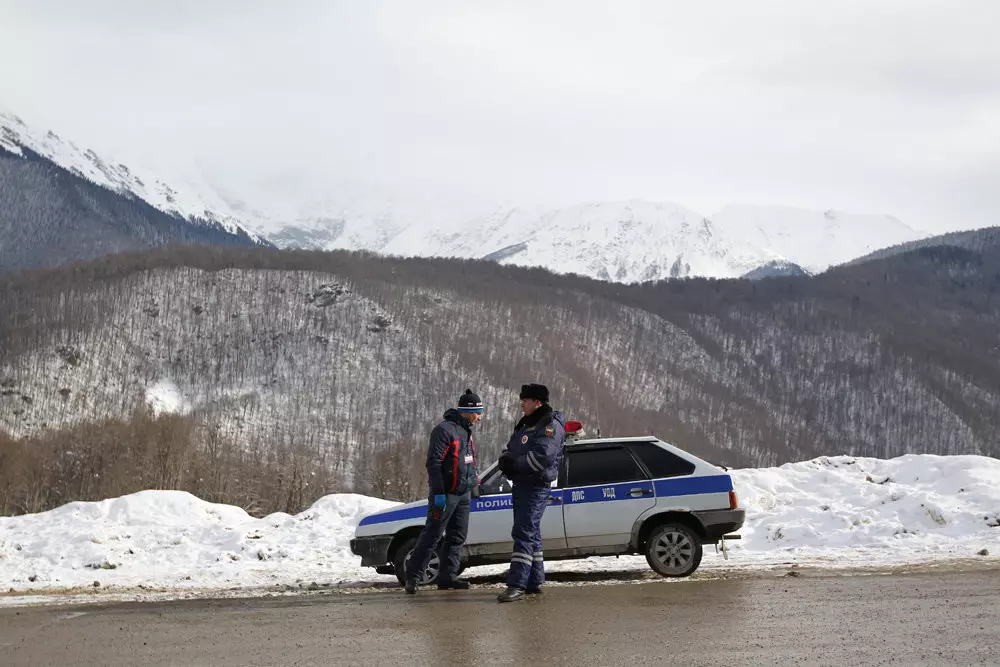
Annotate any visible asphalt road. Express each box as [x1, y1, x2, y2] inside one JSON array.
[[2, 569, 998, 667]]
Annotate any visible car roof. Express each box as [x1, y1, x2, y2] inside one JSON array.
[[567, 436, 659, 447]]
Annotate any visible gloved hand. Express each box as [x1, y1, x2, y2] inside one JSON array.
[[432, 494, 447, 510], [498, 454, 514, 476]]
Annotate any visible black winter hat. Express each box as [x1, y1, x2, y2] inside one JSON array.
[[519, 383, 550, 403], [458, 388, 484, 413]]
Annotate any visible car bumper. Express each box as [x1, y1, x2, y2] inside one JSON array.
[[349, 535, 394, 567], [693, 508, 746, 542]]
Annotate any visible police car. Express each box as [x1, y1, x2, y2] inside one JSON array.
[[350, 427, 745, 584]]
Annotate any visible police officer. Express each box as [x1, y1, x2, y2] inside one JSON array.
[[404, 389, 483, 594], [496, 383, 566, 602]]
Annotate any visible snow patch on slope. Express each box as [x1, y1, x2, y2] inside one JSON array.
[[145, 379, 191, 416], [1, 454, 997, 600]]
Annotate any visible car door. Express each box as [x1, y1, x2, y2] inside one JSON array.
[[466, 464, 567, 555], [561, 445, 655, 550]]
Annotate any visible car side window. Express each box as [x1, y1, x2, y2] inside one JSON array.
[[478, 468, 512, 496], [627, 442, 696, 478], [566, 447, 647, 487]]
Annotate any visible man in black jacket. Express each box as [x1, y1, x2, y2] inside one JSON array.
[[404, 388, 483, 594], [496, 383, 566, 602]]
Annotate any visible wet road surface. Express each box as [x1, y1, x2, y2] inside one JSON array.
[[2, 568, 998, 666]]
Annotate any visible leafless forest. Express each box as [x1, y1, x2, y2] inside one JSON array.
[[2, 240, 998, 516]]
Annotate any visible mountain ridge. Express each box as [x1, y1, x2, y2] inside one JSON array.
[[232, 191, 933, 283], [0, 110, 270, 272], [0, 106, 944, 281], [0, 110, 263, 242], [3, 232, 998, 493]]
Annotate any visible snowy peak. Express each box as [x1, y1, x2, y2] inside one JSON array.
[[477, 200, 782, 281], [382, 199, 783, 282], [0, 109, 263, 242], [245, 193, 932, 284], [711, 204, 927, 274]]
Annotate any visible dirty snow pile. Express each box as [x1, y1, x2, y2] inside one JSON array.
[[1, 455, 998, 597]]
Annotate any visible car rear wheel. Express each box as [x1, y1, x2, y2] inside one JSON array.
[[393, 537, 441, 586], [645, 523, 703, 577]]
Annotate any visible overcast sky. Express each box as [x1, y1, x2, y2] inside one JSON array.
[[1, 0, 997, 232]]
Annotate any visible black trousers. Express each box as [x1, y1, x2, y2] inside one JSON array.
[[405, 491, 471, 583]]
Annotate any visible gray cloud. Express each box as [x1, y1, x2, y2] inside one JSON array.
[[1, 0, 998, 233]]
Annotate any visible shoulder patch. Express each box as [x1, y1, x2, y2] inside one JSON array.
[[544, 425, 555, 437]]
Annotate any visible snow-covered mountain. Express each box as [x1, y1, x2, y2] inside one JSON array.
[[712, 204, 927, 274], [385, 200, 929, 281], [0, 109, 263, 243], [225, 184, 932, 282], [2, 106, 932, 281], [384, 200, 783, 281], [221, 191, 410, 252], [235, 194, 788, 281]]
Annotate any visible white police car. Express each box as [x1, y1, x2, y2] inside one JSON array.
[[350, 430, 745, 584]]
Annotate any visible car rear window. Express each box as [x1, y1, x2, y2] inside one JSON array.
[[627, 442, 696, 478], [566, 447, 646, 487]]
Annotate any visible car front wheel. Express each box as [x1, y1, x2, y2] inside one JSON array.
[[393, 537, 441, 586], [645, 523, 703, 577]]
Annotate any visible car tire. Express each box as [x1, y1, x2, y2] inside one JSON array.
[[393, 537, 441, 586], [645, 523, 703, 577]]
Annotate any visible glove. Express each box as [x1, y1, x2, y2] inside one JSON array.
[[498, 454, 514, 476], [432, 494, 447, 510]]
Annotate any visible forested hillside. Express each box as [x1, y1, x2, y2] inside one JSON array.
[[845, 225, 1000, 266], [2, 239, 998, 515]]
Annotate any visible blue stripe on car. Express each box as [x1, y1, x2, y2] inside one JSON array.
[[357, 474, 733, 526], [653, 474, 733, 497], [357, 504, 427, 527]]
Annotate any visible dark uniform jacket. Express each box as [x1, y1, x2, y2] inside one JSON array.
[[500, 404, 566, 487], [427, 409, 480, 496]]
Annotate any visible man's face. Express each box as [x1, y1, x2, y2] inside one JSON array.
[[521, 398, 542, 416], [466, 412, 483, 426]]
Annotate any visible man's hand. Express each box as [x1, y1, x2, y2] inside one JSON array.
[[432, 494, 447, 510], [497, 454, 514, 476]]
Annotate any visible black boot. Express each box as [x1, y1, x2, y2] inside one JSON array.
[[404, 579, 418, 595], [497, 586, 526, 603], [438, 579, 471, 590]]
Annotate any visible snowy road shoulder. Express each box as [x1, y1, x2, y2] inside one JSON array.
[[2, 454, 998, 607]]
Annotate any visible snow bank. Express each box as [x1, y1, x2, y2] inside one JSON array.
[[0, 490, 396, 593], [1, 455, 997, 598], [729, 454, 1000, 565]]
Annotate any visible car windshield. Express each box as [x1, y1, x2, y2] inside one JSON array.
[[478, 465, 512, 495], [478, 463, 559, 495]]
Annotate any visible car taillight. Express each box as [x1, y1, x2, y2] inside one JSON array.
[[729, 490, 739, 509]]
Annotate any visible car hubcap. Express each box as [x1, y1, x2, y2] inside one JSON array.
[[653, 530, 694, 574], [404, 549, 440, 585]]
